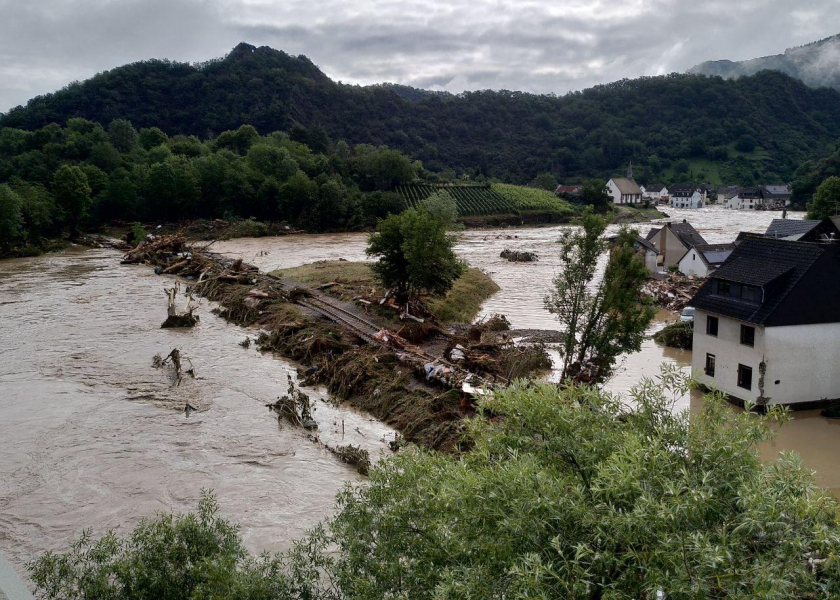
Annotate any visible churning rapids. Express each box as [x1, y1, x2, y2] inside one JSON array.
[[3, 206, 840, 584]]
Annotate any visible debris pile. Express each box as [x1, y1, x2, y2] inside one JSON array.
[[500, 248, 538, 262], [269, 374, 317, 430], [641, 274, 702, 311], [161, 282, 199, 328], [322, 443, 371, 475]]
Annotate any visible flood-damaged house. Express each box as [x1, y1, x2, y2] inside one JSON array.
[[669, 184, 707, 209], [644, 220, 707, 270], [677, 243, 736, 278], [690, 235, 840, 407], [641, 183, 668, 202], [606, 177, 643, 205], [764, 218, 840, 242]]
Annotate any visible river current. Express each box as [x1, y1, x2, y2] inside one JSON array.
[[2, 206, 839, 585]]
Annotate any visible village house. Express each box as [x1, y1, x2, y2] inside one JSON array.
[[690, 236, 840, 407], [717, 186, 740, 207], [606, 177, 643, 205], [669, 184, 707, 209], [645, 220, 707, 270], [764, 218, 840, 242], [555, 184, 582, 197], [641, 183, 668, 202], [677, 243, 735, 278], [758, 184, 792, 207], [725, 187, 763, 210]]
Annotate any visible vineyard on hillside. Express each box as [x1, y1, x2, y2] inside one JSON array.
[[397, 184, 515, 216], [492, 184, 576, 216]]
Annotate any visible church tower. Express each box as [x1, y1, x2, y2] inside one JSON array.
[[626, 161, 634, 179]]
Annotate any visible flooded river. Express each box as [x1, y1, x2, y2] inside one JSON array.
[[0, 248, 393, 579], [3, 206, 839, 584]]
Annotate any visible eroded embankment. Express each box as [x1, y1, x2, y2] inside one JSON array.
[[122, 236, 549, 451]]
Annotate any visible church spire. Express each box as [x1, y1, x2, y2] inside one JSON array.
[[627, 160, 634, 179]]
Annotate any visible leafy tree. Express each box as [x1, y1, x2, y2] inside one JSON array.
[[532, 171, 557, 191], [367, 205, 463, 301], [0, 184, 24, 249], [138, 127, 168, 150], [418, 190, 457, 227], [29, 492, 301, 600], [545, 209, 654, 382], [579, 178, 610, 211], [280, 170, 317, 222], [52, 164, 91, 236], [807, 176, 840, 219], [108, 119, 138, 153]]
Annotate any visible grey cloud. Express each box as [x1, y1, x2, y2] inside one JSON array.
[[1, 0, 838, 112]]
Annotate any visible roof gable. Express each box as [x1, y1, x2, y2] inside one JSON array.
[[765, 219, 821, 239], [609, 177, 642, 194], [690, 237, 837, 325]]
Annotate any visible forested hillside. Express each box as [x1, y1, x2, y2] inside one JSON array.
[[3, 43, 840, 185]]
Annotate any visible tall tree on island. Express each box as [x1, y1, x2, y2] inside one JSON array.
[[52, 165, 92, 238], [367, 196, 463, 303], [545, 207, 654, 383]]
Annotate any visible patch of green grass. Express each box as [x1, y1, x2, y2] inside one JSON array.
[[273, 260, 500, 324], [427, 267, 500, 323]]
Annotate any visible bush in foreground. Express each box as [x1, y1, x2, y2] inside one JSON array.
[[32, 370, 840, 599]]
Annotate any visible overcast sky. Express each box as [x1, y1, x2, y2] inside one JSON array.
[[1, 0, 838, 112]]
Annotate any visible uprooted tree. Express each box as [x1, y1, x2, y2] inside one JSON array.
[[366, 201, 464, 304], [545, 207, 654, 383]]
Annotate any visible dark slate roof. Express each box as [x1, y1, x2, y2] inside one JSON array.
[[690, 237, 831, 324], [644, 183, 665, 192], [645, 227, 661, 241], [694, 243, 735, 266], [738, 187, 762, 199], [669, 183, 704, 197], [669, 221, 707, 249], [764, 219, 821, 239]]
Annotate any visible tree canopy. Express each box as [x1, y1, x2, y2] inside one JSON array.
[[807, 176, 840, 219], [31, 372, 840, 599]]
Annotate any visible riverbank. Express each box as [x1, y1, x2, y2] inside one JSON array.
[[123, 238, 549, 451]]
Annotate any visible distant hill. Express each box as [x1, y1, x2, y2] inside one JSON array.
[[3, 42, 840, 184], [689, 34, 840, 90]]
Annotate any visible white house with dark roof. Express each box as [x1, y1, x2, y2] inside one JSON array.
[[677, 243, 735, 278], [669, 184, 707, 209], [641, 183, 668, 202], [644, 220, 708, 270], [690, 236, 840, 407], [606, 177, 643, 205]]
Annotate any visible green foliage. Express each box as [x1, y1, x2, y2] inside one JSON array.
[[807, 176, 840, 219], [791, 147, 840, 206], [52, 164, 91, 235], [418, 190, 457, 227], [129, 222, 146, 245], [367, 206, 464, 300], [399, 184, 513, 216], [29, 491, 306, 600], [579, 178, 611, 211], [0, 184, 24, 249], [545, 209, 654, 382], [653, 319, 694, 350], [324, 371, 840, 599], [531, 171, 558, 191], [0, 119, 425, 249], [493, 183, 576, 215]]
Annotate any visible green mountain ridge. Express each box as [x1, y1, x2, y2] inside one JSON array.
[[3, 42, 840, 184]]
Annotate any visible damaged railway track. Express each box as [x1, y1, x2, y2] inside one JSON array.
[[121, 234, 526, 451]]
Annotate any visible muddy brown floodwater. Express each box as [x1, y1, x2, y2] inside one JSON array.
[[217, 207, 840, 494], [3, 206, 839, 585], [0, 248, 394, 583]]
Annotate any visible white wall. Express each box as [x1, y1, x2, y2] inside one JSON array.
[[762, 323, 840, 405], [693, 311, 840, 405], [693, 310, 765, 404], [678, 249, 710, 277], [607, 179, 621, 204]]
